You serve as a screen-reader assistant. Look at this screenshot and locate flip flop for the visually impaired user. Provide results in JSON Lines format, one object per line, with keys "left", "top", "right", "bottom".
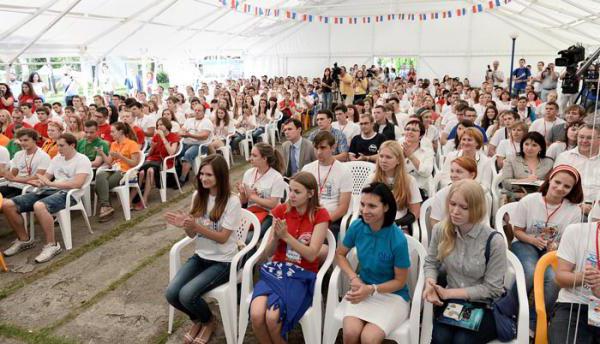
{"left": 192, "top": 321, "right": 215, "bottom": 344}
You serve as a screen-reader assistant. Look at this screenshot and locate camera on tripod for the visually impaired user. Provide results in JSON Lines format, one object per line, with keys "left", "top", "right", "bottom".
{"left": 556, "top": 44, "right": 586, "bottom": 94}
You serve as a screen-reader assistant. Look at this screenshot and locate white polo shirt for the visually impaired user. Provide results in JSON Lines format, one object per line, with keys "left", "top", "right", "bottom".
{"left": 555, "top": 148, "right": 600, "bottom": 202}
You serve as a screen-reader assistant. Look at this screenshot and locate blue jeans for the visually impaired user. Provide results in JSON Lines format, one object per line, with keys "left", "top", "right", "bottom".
{"left": 251, "top": 127, "right": 265, "bottom": 143}
{"left": 322, "top": 92, "right": 333, "bottom": 111}
{"left": 432, "top": 304, "right": 498, "bottom": 344}
{"left": 510, "top": 241, "right": 559, "bottom": 330}
{"left": 180, "top": 143, "right": 208, "bottom": 163}
{"left": 165, "top": 254, "right": 230, "bottom": 323}
{"left": 11, "top": 189, "right": 75, "bottom": 214}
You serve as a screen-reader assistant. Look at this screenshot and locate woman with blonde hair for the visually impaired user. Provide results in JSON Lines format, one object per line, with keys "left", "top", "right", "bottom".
{"left": 441, "top": 127, "right": 493, "bottom": 188}
{"left": 366, "top": 141, "right": 422, "bottom": 234}
{"left": 66, "top": 115, "right": 85, "bottom": 141}
{"left": 424, "top": 179, "right": 507, "bottom": 344}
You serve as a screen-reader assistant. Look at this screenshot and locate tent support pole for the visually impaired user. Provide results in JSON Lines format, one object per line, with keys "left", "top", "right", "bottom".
{"left": 8, "top": 0, "right": 83, "bottom": 66}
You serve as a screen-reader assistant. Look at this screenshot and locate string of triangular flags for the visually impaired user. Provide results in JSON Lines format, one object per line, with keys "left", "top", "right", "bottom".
{"left": 218, "top": 0, "right": 511, "bottom": 24}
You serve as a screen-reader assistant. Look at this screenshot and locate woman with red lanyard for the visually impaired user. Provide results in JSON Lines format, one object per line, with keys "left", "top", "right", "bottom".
{"left": 131, "top": 117, "right": 180, "bottom": 209}
{"left": 249, "top": 171, "right": 329, "bottom": 343}
{"left": 548, "top": 220, "right": 600, "bottom": 343}
{"left": 18, "top": 82, "right": 39, "bottom": 112}
{"left": 237, "top": 142, "right": 286, "bottom": 239}
{"left": 509, "top": 164, "right": 583, "bottom": 333}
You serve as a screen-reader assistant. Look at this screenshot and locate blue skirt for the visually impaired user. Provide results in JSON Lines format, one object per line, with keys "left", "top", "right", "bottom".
{"left": 251, "top": 261, "right": 316, "bottom": 338}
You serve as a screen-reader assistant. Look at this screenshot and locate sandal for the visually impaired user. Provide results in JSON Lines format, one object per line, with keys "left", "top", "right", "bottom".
{"left": 183, "top": 322, "right": 203, "bottom": 344}
{"left": 192, "top": 320, "right": 216, "bottom": 344}
{"left": 98, "top": 207, "right": 114, "bottom": 222}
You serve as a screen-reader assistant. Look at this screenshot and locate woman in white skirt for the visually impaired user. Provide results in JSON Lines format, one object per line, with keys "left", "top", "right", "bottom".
{"left": 335, "top": 182, "right": 411, "bottom": 343}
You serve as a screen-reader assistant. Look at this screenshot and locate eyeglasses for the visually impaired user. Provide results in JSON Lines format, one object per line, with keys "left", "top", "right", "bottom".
{"left": 359, "top": 122, "right": 371, "bottom": 126}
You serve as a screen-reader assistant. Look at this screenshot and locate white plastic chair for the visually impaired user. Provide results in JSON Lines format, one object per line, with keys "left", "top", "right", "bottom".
{"left": 159, "top": 141, "right": 183, "bottom": 203}
{"left": 192, "top": 143, "right": 210, "bottom": 175}
{"left": 238, "top": 129, "right": 255, "bottom": 162}
{"left": 237, "top": 228, "right": 336, "bottom": 344}
{"left": 93, "top": 153, "right": 146, "bottom": 221}
{"left": 339, "top": 161, "right": 376, "bottom": 241}
{"left": 322, "top": 235, "right": 427, "bottom": 344}
{"left": 491, "top": 170, "right": 504, "bottom": 223}
{"left": 420, "top": 251, "right": 529, "bottom": 344}
{"left": 419, "top": 197, "right": 433, "bottom": 248}
{"left": 167, "top": 208, "right": 261, "bottom": 344}
{"left": 27, "top": 171, "right": 93, "bottom": 250}
{"left": 217, "top": 134, "right": 236, "bottom": 169}
{"left": 495, "top": 202, "right": 518, "bottom": 246}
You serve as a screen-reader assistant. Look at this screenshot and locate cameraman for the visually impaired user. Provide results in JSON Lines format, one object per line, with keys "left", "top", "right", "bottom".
{"left": 559, "top": 68, "right": 579, "bottom": 111}
{"left": 0, "top": 83, "right": 15, "bottom": 113}
{"left": 540, "top": 63, "right": 559, "bottom": 101}
{"left": 485, "top": 60, "right": 505, "bottom": 87}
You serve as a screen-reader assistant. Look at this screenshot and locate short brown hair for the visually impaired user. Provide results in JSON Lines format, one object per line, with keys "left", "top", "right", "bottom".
{"left": 313, "top": 130, "right": 336, "bottom": 147}
{"left": 59, "top": 133, "right": 78, "bottom": 146}
{"left": 460, "top": 127, "right": 484, "bottom": 149}
{"left": 15, "top": 128, "right": 39, "bottom": 141}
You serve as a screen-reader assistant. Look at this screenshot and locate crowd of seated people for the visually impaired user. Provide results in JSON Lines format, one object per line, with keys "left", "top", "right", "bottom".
{"left": 1, "top": 59, "right": 600, "bottom": 343}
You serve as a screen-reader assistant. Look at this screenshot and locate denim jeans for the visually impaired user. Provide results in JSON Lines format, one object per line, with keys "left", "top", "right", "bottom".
{"left": 165, "top": 254, "right": 230, "bottom": 323}
{"left": 251, "top": 127, "right": 265, "bottom": 143}
{"left": 510, "top": 240, "right": 559, "bottom": 330}
{"left": 322, "top": 92, "right": 333, "bottom": 111}
{"left": 432, "top": 304, "right": 498, "bottom": 344}
{"left": 180, "top": 143, "right": 208, "bottom": 163}
{"left": 548, "top": 303, "right": 600, "bottom": 344}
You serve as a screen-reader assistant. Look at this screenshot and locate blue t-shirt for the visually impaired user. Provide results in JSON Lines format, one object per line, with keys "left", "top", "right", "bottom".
{"left": 512, "top": 67, "right": 531, "bottom": 89}
{"left": 343, "top": 219, "right": 411, "bottom": 301}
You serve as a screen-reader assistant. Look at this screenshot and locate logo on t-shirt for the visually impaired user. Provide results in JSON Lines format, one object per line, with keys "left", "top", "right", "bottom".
{"left": 368, "top": 144, "right": 378, "bottom": 153}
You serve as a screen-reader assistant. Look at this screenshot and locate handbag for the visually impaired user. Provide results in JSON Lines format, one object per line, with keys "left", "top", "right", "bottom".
{"left": 485, "top": 231, "right": 519, "bottom": 342}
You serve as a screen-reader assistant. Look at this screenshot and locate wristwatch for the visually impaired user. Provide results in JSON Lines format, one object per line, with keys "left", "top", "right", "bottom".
{"left": 371, "top": 284, "right": 378, "bottom": 296}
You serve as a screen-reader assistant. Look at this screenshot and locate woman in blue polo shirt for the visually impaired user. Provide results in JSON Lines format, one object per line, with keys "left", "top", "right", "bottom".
{"left": 335, "top": 182, "right": 411, "bottom": 343}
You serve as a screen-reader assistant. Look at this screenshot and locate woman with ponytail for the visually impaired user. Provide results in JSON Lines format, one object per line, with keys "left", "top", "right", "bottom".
{"left": 423, "top": 179, "right": 507, "bottom": 344}
{"left": 237, "top": 142, "right": 286, "bottom": 237}
{"left": 95, "top": 121, "right": 141, "bottom": 221}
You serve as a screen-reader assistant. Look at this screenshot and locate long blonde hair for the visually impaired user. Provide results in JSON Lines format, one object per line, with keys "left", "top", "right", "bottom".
{"left": 437, "top": 179, "right": 487, "bottom": 260}
{"left": 373, "top": 141, "right": 411, "bottom": 209}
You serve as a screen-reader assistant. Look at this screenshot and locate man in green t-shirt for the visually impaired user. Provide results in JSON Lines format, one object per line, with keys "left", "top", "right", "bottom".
{"left": 77, "top": 120, "right": 109, "bottom": 168}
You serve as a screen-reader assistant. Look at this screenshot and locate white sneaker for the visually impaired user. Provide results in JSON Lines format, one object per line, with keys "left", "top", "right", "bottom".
{"left": 3, "top": 238, "right": 35, "bottom": 257}
{"left": 34, "top": 243, "right": 62, "bottom": 263}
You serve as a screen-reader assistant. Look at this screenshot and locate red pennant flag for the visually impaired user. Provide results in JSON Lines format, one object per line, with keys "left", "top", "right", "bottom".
{"left": 334, "top": 17, "right": 338, "bottom": 24}
{"left": 286, "top": 11, "right": 291, "bottom": 18}
{"left": 489, "top": 0, "right": 494, "bottom": 8}
{"left": 457, "top": 8, "right": 462, "bottom": 16}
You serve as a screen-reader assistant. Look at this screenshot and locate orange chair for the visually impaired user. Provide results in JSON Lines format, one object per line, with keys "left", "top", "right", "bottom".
{"left": 534, "top": 251, "right": 559, "bottom": 344}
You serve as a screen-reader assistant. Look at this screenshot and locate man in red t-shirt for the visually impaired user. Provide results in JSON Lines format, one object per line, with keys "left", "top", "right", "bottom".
{"left": 120, "top": 111, "right": 145, "bottom": 146}
{"left": 5, "top": 110, "right": 32, "bottom": 139}
{"left": 94, "top": 107, "right": 113, "bottom": 143}
{"left": 33, "top": 107, "right": 50, "bottom": 145}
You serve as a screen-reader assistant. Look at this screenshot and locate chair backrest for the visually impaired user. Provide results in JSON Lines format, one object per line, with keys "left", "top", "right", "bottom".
{"left": 534, "top": 251, "right": 558, "bottom": 344}
{"left": 506, "top": 250, "right": 530, "bottom": 344}
{"left": 419, "top": 197, "right": 433, "bottom": 247}
{"left": 494, "top": 202, "right": 518, "bottom": 246}
{"left": 313, "top": 229, "right": 336, "bottom": 308}
{"left": 405, "top": 235, "right": 427, "bottom": 299}
{"left": 344, "top": 161, "right": 376, "bottom": 196}
{"left": 235, "top": 209, "right": 258, "bottom": 245}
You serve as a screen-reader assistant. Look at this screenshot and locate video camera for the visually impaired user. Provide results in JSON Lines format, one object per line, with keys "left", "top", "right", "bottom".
{"left": 556, "top": 45, "right": 585, "bottom": 94}
{"left": 332, "top": 62, "right": 341, "bottom": 82}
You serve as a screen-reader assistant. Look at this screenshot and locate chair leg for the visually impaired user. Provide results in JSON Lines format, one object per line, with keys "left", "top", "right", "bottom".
{"left": 83, "top": 187, "right": 92, "bottom": 216}
{"left": 159, "top": 171, "right": 167, "bottom": 203}
{"left": 135, "top": 185, "right": 146, "bottom": 209}
{"left": 56, "top": 210, "right": 73, "bottom": 250}
{"left": 168, "top": 305, "right": 175, "bottom": 334}
{"left": 116, "top": 188, "right": 131, "bottom": 221}
{"left": 219, "top": 298, "right": 237, "bottom": 344}
{"left": 80, "top": 208, "right": 93, "bottom": 234}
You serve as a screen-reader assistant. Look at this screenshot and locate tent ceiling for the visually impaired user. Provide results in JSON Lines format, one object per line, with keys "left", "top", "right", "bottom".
{"left": 0, "top": 0, "right": 599, "bottom": 63}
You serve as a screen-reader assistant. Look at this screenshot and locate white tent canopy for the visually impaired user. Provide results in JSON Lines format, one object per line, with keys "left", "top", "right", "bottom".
{"left": 1, "top": 0, "right": 599, "bottom": 82}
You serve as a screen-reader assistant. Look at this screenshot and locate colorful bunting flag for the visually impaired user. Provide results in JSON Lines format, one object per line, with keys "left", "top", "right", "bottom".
{"left": 217, "top": 0, "right": 511, "bottom": 24}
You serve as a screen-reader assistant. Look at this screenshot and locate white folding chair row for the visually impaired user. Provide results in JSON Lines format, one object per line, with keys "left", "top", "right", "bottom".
{"left": 217, "top": 134, "right": 236, "bottom": 169}
{"left": 339, "top": 161, "right": 376, "bottom": 242}
{"left": 167, "top": 207, "right": 261, "bottom": 344}
{"left": 192, "top": 143, "right": 210, "bottom": 174}
{"left": 159, "top": 141, "right": 183, "bottom": 203}
{"left": 93, "top": 152, "right": 147, "bottom": 221}
{"left": 323, "top": 235, "right": 427, "bottom": 344}
{"left": 419, "top": 250, "right": 529, "bottom": 344}
{"left": 238, "top": 228, "right": 336, "bottom": 344}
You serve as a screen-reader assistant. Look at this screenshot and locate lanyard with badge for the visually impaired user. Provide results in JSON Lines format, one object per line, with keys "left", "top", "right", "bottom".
{"left": 588, "top": 222, "right": 600, "bottom": 327}
{"left": 317, "top": 163, "right": 334, "bottom": 197}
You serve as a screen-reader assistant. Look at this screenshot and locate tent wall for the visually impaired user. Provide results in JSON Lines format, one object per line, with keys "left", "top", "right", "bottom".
{"left": 243, "top": 13, "right": 570, "bottom": 83}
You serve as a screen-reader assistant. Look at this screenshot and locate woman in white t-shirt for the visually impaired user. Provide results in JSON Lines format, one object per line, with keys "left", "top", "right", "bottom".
{"left": 238, "top": 142, "right": 286, "bottom": 238}
{"left": 546, "top": 121, "right": 580, "bottom": 161}
{"left": 165, "top": 155, "right": 241, "bottom": 344}
{"left": 367, "top": 141, "right": 422, "bottom": 234}
{"left": 209, "top": 106, "right": 235, "bottom": 153}
{"left": 548, "top": 222, "right": 600, "bottom": 343}
{"left": 510, "top": 165, "right": 583, "bottom": 332}
{"left": 161, "top": 109, "right": 181, "bottom": 133}
{"left": 441, "top": 127, "right": 493, "bottom": 188}
{"left": 495, "top": 121, "right": 526, "bottom": 170}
